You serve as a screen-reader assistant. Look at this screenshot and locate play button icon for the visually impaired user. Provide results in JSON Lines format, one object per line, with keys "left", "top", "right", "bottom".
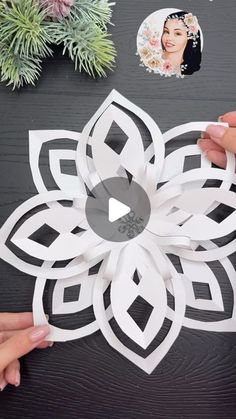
{"left": 85, "top": 177, "right": 151, "bottom": 242}
{"left": 108, "top": 198, "right": 131, "bottom": 223}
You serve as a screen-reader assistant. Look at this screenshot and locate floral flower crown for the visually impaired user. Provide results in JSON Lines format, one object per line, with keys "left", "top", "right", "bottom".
{"left": 166, "top": 13, "right": 200, "bottom": 48}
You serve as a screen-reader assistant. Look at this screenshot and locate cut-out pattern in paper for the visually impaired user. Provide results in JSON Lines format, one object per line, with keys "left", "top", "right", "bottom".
{"left": 0, "top": 90, "right": 236, "bottom": 374}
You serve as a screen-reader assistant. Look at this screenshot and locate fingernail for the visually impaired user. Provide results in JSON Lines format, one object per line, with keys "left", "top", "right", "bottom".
{"left": 197, "top": 138, "right": 203, "bottom": 146}
{"left": 15, "top": 370, "right": 20, "bottom": 387}
{"left": 218, "top": 115, "right": 224, "bottom": 122}
{"left": 200, "top": 132, "right": 205, "bottom": 139}
{"left": 29, "top": 325, "right": 50, "bottom": 343}
{"left": 206, "top": 125, "right": 227, "bottom": 142}
{"left": 200, "top": 150, "right": 209, "bottom": 160}
{"left": 0, "top": 379, "right": 7, "bottom": 391}
{"left": 48, "top": 341, "right": 54, "bottom": 347}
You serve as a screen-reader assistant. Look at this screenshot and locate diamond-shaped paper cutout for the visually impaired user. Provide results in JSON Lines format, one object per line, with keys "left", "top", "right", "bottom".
{"left": 29, "top": 224, "right": 59, "bottom": 247}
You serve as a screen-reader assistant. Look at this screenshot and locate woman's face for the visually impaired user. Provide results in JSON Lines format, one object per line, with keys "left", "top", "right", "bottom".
{"left": 162, "top": 19, "right": 188, "bottom": 53}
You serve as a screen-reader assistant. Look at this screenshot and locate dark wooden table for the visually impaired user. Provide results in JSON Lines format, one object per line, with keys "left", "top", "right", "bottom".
{"left": 0, "top": 1, "right": 236, "bottom": 418}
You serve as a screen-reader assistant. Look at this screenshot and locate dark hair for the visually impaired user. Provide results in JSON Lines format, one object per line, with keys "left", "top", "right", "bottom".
{"left": 162, "top": 11, "right": 202, "bottom": 75}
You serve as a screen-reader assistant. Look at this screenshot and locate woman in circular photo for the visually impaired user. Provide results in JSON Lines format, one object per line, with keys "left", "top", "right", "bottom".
{"left": 137, "top": 9, "right": 203, "bottom": 78}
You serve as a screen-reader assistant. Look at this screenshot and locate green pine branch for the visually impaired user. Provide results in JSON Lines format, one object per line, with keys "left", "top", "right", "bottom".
{"left": 47, "top": 17, "right": 116, "bottom": 77}
{"left": 0, "top": 0, "right": 52, "bottom": 58}
{"left": 72, "top": 0, "right": 115, "bottom": 28}
{"left": 0, "top": 0, "right": 116, "bottom": 88}
{"left": 0, "top": 43, "right": 42, "bottom": 89}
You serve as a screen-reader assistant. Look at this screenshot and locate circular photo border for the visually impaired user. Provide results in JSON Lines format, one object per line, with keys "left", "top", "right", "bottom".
{"left": 137, "top": 8, "right": 204, "bottom": 78}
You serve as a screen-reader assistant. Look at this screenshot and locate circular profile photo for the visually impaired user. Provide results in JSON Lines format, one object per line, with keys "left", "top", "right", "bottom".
{"left": 137, "top": 8, "right": 203, "bottom": 78}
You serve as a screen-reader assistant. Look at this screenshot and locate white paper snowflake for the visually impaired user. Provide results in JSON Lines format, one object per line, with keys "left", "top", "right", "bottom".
{"left": 0, "top": 90, "right": 236, "bottom": 374}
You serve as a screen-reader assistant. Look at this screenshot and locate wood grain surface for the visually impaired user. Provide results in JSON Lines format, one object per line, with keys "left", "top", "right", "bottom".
{"left": 0, "top": 1, "right": 236, "bottom": 418}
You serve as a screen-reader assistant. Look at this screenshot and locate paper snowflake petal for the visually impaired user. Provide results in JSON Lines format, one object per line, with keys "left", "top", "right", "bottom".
{"left": 77, "top": 89, "right": 165, "bottom": 191}
{"left": 93, "top": 259, "right": 185, "bottom": 374}
{"left": 110, "top": 243, "right": 167, "bottom": 349}
{"left": 33, "top": 262, "right": 113, "bottom": 341}
{"left": 29, "top": 130, "right": 86, "bottom": 197}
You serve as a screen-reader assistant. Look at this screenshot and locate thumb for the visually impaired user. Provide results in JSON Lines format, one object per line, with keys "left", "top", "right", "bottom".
{"left": 206, "top": 125, "right": 236, "bottom": 154}
{"left": 0, "top": 325, "right": 50, "bottom": 372}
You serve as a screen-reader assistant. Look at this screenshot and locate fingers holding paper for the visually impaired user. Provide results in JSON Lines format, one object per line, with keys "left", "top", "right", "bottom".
{"left": 0, "top": 312, "right": 50, "bottom": 391}
{"left": 198, "top": 111, "right": 236, "bottom": 168}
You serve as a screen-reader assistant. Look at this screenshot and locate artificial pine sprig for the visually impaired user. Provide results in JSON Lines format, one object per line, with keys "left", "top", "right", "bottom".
{"left": 0, "top": 43, "right": 42, "bottom": 89}
{"left": 0, "top": 0, "right": 116, "bottom": 89}
{"left": 47, "top": 17, "right": 116, "bottom": 77}
{"left": 0, "top": 0, "right": 51, "bottom": 58}
{"left": 0, "top": 0, "right": 50, "bottom": 88}
{"left": 72, "top": 0, "right": 115, "bottom": 29}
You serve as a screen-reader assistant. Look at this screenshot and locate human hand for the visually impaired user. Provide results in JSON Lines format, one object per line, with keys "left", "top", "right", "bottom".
{"left": 0, "top": 312, "right": 51, "bottom": 391}
{"left": 197, "top": 111, "right": 236, "bottom": 168}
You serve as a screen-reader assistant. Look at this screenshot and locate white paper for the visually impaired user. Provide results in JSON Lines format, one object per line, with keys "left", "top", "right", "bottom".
{"left": 0, "top": 90, "right": 235, "bottom": 374}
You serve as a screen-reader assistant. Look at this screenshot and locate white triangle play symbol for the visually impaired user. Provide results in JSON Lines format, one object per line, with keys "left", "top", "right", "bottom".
{"left": 108, "top": 198, "right": 131, "bottom": 223}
